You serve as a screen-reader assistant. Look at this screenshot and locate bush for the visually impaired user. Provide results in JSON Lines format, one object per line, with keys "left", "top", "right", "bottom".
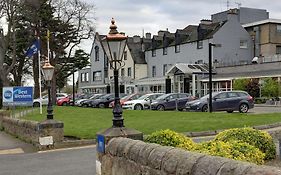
{"left": 189, "top": 140, "right": 265, "bottom": 164}
{"left": 214, "top": 128, "right": 276, "bottom": 160}
{"left": 145, "top": 129, "right": 195, "bottom": 150}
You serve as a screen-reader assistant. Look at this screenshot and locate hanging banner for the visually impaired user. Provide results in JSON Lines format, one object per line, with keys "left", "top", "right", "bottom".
{"left": 3, "top": 87, "right": 33, "bottom": 106}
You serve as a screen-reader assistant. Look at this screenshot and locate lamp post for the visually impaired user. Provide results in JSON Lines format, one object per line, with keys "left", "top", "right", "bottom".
{"left": 208, "top": 43, "right": 221, "bottom": 113}
{"left": 101, "top": 18, "right": 127, "bottom": 127}
{"left": 42, "top": 61, "right": 55, "bottom": 119}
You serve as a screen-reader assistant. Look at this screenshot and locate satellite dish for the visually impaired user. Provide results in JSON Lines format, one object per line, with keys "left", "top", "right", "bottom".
{"left": 252, "top": 57, "right": 259, "bottom": 64}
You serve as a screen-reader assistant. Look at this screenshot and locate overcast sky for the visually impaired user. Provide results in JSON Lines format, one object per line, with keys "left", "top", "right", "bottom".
{"left": 90, "top": 0, "right": 281, "bottom": 37}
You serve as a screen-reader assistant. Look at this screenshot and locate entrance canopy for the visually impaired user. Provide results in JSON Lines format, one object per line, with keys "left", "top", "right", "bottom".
{"left": 166, "top": 63, "right": 212, "bottom": 75}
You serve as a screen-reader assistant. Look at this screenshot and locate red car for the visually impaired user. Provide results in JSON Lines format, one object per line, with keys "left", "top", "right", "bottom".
{"left": 109, "top": 93, "right": 143, "bottom": 108}
{"left": 57, "top": 96, "right": 70, "bottom": 106}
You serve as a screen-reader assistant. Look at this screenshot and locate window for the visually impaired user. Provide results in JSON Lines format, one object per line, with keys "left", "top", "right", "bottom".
{"left": 104, "top": 53, "right": 108, "bottom": 68}
{"left": 215, "top": 92, "right": 227, "bottom": 99}
{"left": 127, "top": 67, "right": 131, "bottom": 77}
{"left": 123, "top": 51, "right": 127, "bottom": 60}
{"left": 163, "top": 47, "right": 167, "bottom": 55}
{"left": 240, "top": 40, "right": 248, "bottom": 49}
{"left": 163, "top": 64, "right": 167, "bottom": 76}
{"left": 175, "top": 45, "right": 180, "bottom": 53}
{"left": 121, "top": 68, "right": 125, "bottom": 77}
{"left": 95, "top": 46, "right": 99, "bottom": 61}
{"left": 277, "top": 25, "right": 281, "bottom": 33}
{"left": 85, "top": 72, "right": 89, "bottom": 82}
{"left": 197, "top": 40, "right": 203, "bottom": 49}
{"left": 152, "top": 50, "right": 156, "bottom": 57}
{"left": 276, "top": 46, "right": 281, "bottom": 54}
{"left": 81, "top": 73, "right": 84, "bottom": 82}
{"left": 93, "top": 71, "right": 102, "bottom": 81}
{"left": 227, "top": 92, "right": 238, "bottom": 98}
{"left": 152, "top": 66, "right": 156, "bottom": 77}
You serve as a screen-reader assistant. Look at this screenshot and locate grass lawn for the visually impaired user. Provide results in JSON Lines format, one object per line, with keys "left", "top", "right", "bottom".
{"left": 23, "top": 106, "right": 281, "bottom": 139}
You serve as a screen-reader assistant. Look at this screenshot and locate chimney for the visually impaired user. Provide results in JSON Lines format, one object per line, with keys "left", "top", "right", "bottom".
{"left": 200, "top": 19, "right": 212, "bottom": 25}
{"left": 145, "top": 32, "right": 151, "bottom": 39}
{"left": 227, "top": 8, "right": 238, "bottom": 21}
{"left": 133, "top": 35, "right": 141, "bottom": 43}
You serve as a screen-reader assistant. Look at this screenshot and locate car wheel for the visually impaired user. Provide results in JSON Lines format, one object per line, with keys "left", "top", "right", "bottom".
{"left": 227, "top": 110, "right": 233, "bottom": 113}
{"left": 33, "top": 102, "right": 40, "bottom": 107}
{"left": 98, "top": 103, "right": 105, "bottom": 108}
{"left": 202, "top": 105, "right": 208, "bottom": 112}
{"left": 157, "top": 105, "right": 165, "bottom": 111}
{"left": 239, "top": 103, "right": 249, "bottom": 113}
{"left": 62, "top": 102, "right": 67, "bottom": 106}
{"left": 82, "top": 104, "right": 88, "bottom": 108}
{"left": 134, "top": 104, "right": 143, "bottom": 110}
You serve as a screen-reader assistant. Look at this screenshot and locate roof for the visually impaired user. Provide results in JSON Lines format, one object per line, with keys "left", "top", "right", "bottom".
{"left": 127, "top": 38, "right": 146, "bottom": 64}
{"left": 166, "top": 63, "right": 213, "bottom": 75}
{"left": 242, "top": 19, "right": 281, "bottom": 28}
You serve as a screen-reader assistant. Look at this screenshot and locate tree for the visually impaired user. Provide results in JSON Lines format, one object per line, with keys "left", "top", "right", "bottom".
{"left": 246, "top": 78, "right": 259, "bottom": 98}
{"left": 233, "top": 78, "right": 248, "bottom": 91}
{"left": 262, "top": 78, "right": 279, "bottom": 97}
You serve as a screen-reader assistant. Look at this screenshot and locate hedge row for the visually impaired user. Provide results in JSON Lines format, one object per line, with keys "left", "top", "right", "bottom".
{"left": 145, "top": 128, "right": 276, "bottom": 165}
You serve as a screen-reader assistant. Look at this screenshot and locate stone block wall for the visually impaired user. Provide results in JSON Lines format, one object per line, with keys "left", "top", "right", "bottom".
{"left": 0, "top": 112, "right": 64, "bottom": 150}
{"left": 100, "top": 137, "right": 281, "bottom": 175}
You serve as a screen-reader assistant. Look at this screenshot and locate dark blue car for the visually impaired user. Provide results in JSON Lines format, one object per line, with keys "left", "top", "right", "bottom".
{"left": 185, "top": 91, "right": 254, "bottom": 113}
{"left": 151, "top": 93, "right": 195, "bottom": 111}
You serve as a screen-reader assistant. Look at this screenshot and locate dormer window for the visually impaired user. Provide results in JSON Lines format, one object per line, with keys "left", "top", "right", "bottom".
{"left": 197, "top": 41, "right": 203, "bottom": 49}
{"left": 152, "top": 49, "right": 156, "bottom": 57}
{"left": 163, "top": 47, "right": 167, "bottom": 55}
{"left": 95, "top": 46, "right": 99, "bottom": 61}
{"left": 175, "top": 45, "right": 180, "bottom": 53}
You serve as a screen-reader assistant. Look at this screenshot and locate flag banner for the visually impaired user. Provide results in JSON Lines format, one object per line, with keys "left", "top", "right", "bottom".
{"left": 25, "top": 40, "right": 40, "bottom": 58}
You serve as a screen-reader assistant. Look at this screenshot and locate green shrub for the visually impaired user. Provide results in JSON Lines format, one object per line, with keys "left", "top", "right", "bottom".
{"left": 214, "top": 128, "right": 276, "bottom": 160}
{"left": 145, "top": 129, "right": 195, "bottom": 149}
{"left": 189, "top": 140, "right": 265, "bottom": 164}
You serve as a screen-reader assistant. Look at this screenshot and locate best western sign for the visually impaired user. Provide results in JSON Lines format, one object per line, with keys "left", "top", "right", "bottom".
{"left": 3, "top": 87, "right": 33, "bottom": 106}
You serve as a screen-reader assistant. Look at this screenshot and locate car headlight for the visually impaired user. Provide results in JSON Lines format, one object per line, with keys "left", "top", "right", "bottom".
{"left": 192, "top": 102, "right": 201, "bottom": 106}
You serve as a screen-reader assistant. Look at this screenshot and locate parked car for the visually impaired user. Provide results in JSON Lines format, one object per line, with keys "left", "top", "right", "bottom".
{"left": 109, "top": 93, "right": 144, "bottom": 108}
{"left": 185, "top": 91, "right": 254, "bottom": 113}
{"left": 33, "top": 93, "right": 68, "bottom": 107}
{"left": 151, "top": 93, "right": 195, "bottom": 111}
{"left": 79, "top": 94, "right": 105, "bottom": 107}
{"left": 123, "top": 93, "right": 164, "bottom": 110}
{"left": 57, "top": 96, "right": 70, "bottom": 106}
{"left": 91, "top": 93, "right": 127, "bottom": 108}
{"left": 77, "top": 94, "right": 104, "bottom": 107}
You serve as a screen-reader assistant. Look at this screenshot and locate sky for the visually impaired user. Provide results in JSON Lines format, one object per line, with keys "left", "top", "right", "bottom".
{"left": 90, "top": 0, "right": 281, "bottom": 38}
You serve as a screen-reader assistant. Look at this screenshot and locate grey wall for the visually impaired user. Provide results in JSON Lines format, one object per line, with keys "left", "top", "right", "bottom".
{"left": 213, "top": 13, "right": 253, "bottom": 65}
{"left": 212, "top": 7, "right": 269, "bottom": 24}
{"left": 99, "top": 137, "right": 281, "bottom": 175}
{"left": 145, "top": 39, "right": 211, "bottom": 78}
{"left": 89, "top": 35, "right": 106, "bottom": 86}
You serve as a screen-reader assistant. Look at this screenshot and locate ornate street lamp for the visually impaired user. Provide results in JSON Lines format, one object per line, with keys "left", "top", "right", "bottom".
{"left": 42, "top": 61, "right": 55, "bottom": 119}
{"left": 208, "top": 43, "right": 221, "bottom": 113}
{"left": 101, "top": 18, "right": 127, "bottom": 127}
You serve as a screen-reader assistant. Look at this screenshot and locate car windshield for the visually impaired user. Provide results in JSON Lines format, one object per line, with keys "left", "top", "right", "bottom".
{"left": 156, "top": 94, "right": 171, "bottom": 100}
{"left": 200, "top": 92, "right": 220, "bottom": 100}
{"left": 121, "top": 95, "right": 129, "bottom": 100}
{"left": 137, "top": 94, "right": 151, "bottom": 100}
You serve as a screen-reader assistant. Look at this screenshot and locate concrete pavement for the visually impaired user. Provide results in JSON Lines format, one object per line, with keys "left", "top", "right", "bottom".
{"left": 0, "top": 131, "right": 36, "bottom": 155}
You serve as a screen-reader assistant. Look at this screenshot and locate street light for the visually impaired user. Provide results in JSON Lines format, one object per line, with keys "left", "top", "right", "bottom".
{"left": 208, "top": 43, "right": 221, "bottom": 113}
{"left": 42, "top": 61, "right": 55, "bottom": 119}
{"left": 101, "top": 18, "right": 127, "bottom": 127}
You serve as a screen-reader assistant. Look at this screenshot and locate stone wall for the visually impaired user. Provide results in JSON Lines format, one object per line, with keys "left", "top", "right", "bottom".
{"left": 0, "top": 112, "right": 64, "bottom": 150}
{"left": 100, "top": 137, "right": 281, "bottom": 175}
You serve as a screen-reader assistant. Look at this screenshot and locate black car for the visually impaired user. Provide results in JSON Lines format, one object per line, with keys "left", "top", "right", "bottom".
{"left": 151, "top": 93, "right": 195, "bottom": 111}
{"left": 185, "top": 91, "right": 254, "bottom": 113}
{"left": 91, "top": 93, "right": 127, "bottom": 108}
{"left": 80, "top": 94, "right": 105, "bottom": 107}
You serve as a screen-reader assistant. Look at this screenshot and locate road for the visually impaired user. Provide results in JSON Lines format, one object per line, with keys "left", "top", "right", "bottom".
{"left": 249, "top": 105, "right": 281, "bottom": 114}
{"left": 0, "top": 146, "right": 96, "bottom": 175}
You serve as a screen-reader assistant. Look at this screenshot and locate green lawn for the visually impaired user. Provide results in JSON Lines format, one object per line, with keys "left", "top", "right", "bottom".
{"left": 23, "top": 106, "right": 281, "bottom": 139}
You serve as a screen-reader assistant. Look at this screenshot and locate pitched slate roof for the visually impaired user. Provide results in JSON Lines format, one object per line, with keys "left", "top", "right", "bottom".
{"left": 127, "top": 37, "right": 147, "bottom": 64}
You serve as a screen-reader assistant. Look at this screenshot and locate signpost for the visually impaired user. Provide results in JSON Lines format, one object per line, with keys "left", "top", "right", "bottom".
{"left": 3, "top": 87, "right": 33, "bottom": 107}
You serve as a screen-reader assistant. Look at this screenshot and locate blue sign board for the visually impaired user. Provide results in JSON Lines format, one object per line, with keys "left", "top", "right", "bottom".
{"left": 3, "top": 87, "right": 33, "bottom": 106}
{"left": 97, "top": 135, "right": 105, "bottom": 153}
